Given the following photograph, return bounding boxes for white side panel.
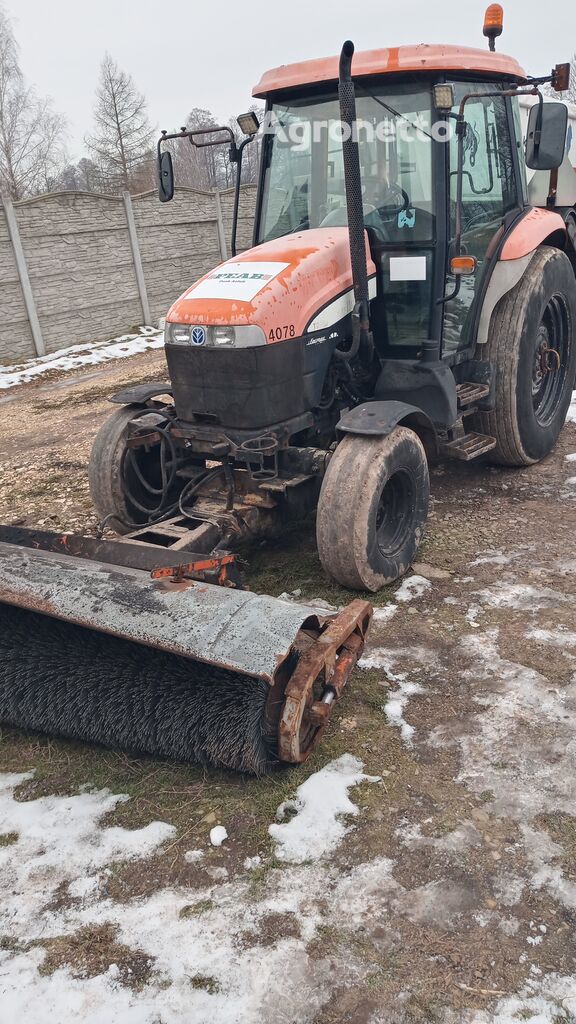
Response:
[307,277,377,332]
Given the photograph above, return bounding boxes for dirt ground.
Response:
[1,348,576,1022]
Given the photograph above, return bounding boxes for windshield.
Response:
[258,83,435,245]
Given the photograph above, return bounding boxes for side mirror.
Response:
[158,150,174,203]
[525,101,568,170]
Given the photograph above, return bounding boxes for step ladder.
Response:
[441,432,497,461]
[456,381,491,408]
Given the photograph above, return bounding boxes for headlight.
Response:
[213,326,235,347]
[168,324,192,345]
[165,324,266,348]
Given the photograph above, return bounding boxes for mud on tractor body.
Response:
[1,9,575,773]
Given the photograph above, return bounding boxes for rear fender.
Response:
[109,382,173,406]
[336,401,438,453]
[477,208,570,346]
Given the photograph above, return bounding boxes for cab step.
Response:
[442,432,497,461]
[456,381,491,408]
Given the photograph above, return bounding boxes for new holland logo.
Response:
[191,326,206,346]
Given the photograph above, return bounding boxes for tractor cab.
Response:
[252,45,545,364]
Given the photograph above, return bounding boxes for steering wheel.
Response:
[377,184,410,223]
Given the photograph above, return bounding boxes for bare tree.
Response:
[54,156,109,193]
[85,54,155,193]
[0,8,66,199]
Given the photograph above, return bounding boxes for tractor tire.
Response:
[89,406,153,534]
[316,426,429,592]
[473,246,576,466]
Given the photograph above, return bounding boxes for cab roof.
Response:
[252,44,526,98]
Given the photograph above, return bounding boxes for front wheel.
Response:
[316,426,429,592]
[88,406,180,533]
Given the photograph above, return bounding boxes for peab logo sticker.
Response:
[189,262,290,303]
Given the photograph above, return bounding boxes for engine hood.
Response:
[166,227,376,342]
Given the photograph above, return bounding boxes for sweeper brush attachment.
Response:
[0,529,371,774]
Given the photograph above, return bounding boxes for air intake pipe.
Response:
[338,40,374,367]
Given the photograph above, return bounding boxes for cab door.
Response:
[442,85,522,356]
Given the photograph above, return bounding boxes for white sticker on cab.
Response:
[187,261,290,302]
[389,256,427,282]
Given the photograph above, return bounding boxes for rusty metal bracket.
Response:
[277,599,372,764]
[150,553,240,588]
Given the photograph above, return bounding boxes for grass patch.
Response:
[244,518,395,610]
[0,831,18,847]
[38,924,153,988]
[190,974,220,994]
[179,899,215,918]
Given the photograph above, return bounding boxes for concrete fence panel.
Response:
[0,183,258,366]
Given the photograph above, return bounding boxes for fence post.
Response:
[214,190,228,261]
[123,191,152,325]
[2,195,45,358]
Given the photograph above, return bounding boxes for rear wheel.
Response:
[89,406,179,533]
[474,246,576,466]
[316,426,429,591]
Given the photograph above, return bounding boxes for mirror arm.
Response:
[230,135,255,258]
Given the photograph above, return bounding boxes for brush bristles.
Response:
[0,604,277,775]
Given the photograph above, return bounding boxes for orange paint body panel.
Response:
[166,228,376,341]
[500,208,566,260]
[253,45,526,97]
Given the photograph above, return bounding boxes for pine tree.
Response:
[85,54,154,193]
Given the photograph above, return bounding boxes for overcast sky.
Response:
[4,0,575,160]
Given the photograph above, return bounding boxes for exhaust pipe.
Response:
[338,40,374,366]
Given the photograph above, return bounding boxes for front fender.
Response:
[337,401,437,449]
[109,382,173,406]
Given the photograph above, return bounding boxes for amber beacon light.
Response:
[483,4,504,51]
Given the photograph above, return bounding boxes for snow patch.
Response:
[243,856,262,870]
[183,849,204,864]
[429,630,576,820]
[0,327,163,389]
[469,551,513,568]
[396,819,482,854]
[269,754,380,863]
[521,824,576,911]
[372,604,398,624]
[385,680,424,745]
[0,772,175,938]
[359,647,435,745]
[394,575,432,602]
[473,581,569,611]
[526,626,576,648]
[567,389,576,423]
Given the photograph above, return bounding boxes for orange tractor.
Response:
[0,7,574,772]
[90,7,576,591]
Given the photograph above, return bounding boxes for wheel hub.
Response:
[530,295,569,427]
[375,469,415,557]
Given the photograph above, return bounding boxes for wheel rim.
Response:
[375,469,416,556]
[531,294,570,427]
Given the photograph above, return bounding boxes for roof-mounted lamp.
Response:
[483,4,504,51]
